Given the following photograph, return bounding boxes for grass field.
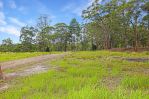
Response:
[0,52,60,62]
[0,51,149,99]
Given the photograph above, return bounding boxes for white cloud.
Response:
[0,25,20,36]
[0,11,7,25]
[61,0,96,16]
[8,17,25,27]
[74,0,94,16]
[9,0,17,9]
[0,12,24,36]
[0,0,3,8]
[73,0,95,16]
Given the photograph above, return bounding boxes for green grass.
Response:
[122,75,149,89]
[0,52,61,62]
[0,51,149,99]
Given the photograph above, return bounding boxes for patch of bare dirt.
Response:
[5,65,48,78]
[111,56,149,62]
[0,83,9,92]
[123,58,149,62]
[0,64,50,92]
[122,67,149,75]
[101,76,122,90]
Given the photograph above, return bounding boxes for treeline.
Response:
[82,0,149,51]
[0,0,149,52]
[0,17,84,52]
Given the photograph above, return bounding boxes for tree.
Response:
[125,0,143,51]
[54,23,69,51]
[36,15,52,51]
[2,38,13,45]
[82,0,148,51]
[80,24,91,50]
[82,0,112,49]
[69,18,81,51]
[20,26,36,52]
[142,1,149,30]
[0,38,13,52]
[141,1,149,49]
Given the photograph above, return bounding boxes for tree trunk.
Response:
[147,20,149,50]
[104,33,110,49]
[124,26,128,48]
[134,28,138,51]
[134,18,138,52]
[64,41,67,52]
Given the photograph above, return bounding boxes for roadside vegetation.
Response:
[0,51,148,98]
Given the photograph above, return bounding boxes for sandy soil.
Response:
[0,83,9,92]
[5,64,48,78]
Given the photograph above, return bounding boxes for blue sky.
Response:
[0,0,94,43]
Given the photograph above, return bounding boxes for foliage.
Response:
[20,26,36,52]
[82,0,149,51]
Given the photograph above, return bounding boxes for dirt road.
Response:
[1,53,66,70]
[0,53,67,91]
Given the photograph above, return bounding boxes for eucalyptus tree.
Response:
[82,0,148,51]
[141,1,149,30]
[141,1,149,48]
[69,18,81,51]
[82,0,100,49]
[54,23,70,51]
[0,38,13,52]
[82,0,114,49]
[2,38,13,45]
[79,24,91,50]
[20,26,36,51]
[124,0,145,51]
[36,15,52,51]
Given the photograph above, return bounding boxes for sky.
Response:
[0,0,94,43]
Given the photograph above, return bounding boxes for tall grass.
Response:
[122,75,149,89]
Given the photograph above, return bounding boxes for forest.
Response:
[0,0,148,52]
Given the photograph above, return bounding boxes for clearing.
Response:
[0,51,149,99]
